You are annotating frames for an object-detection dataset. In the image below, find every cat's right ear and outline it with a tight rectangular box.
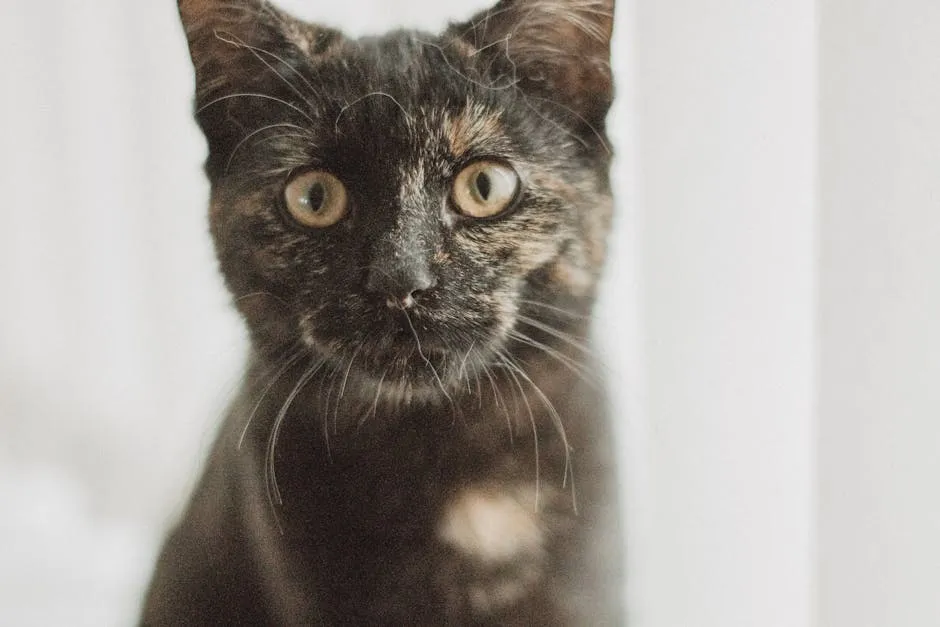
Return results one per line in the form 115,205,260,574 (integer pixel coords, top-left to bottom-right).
177,0,339,106
177,1,342,175
179,0,278,104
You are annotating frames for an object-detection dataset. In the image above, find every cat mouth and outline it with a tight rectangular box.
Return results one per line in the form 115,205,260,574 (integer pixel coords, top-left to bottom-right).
300,326,474,393
350,336,471,390
298,306,505,402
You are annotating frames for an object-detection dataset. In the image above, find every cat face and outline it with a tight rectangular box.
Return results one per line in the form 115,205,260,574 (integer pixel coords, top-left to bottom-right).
179,0,615,402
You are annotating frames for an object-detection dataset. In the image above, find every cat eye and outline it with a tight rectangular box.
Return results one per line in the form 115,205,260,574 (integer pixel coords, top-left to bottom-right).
451,161,520,219
283,170,348,228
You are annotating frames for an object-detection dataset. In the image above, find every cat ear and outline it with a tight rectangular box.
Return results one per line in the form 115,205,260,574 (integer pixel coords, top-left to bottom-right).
179,0,279,102
177,0,339,104
449,0,615,124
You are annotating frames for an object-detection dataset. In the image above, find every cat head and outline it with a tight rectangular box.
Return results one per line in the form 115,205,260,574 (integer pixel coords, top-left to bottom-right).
178,0,615,403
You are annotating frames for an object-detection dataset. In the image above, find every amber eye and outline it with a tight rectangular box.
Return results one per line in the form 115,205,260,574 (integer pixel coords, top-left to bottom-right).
452,161,520,219
283,171,348,228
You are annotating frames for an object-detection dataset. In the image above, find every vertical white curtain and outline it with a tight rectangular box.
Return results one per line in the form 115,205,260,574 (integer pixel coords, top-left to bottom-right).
0,2,245,623
1,1,939,626
817,1,940,625
630,1,817,625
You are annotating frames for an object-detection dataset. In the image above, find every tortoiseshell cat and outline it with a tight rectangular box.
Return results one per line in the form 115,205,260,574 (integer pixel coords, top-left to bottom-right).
142,0,620,624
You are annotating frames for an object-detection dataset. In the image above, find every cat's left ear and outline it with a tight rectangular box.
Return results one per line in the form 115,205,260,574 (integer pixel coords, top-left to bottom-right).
448,0,615,125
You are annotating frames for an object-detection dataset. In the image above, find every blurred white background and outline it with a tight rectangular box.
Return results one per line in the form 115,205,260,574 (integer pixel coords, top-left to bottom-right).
0,1,938,626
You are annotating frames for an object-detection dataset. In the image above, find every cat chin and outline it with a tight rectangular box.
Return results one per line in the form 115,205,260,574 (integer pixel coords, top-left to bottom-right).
297,331,495,409
359,373,456,409
341,351,479,408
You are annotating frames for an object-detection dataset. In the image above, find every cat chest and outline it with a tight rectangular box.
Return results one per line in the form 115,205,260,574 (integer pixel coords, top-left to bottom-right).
291,473,565,620
436,486,551,615
274,415,576,619
438,488,544,565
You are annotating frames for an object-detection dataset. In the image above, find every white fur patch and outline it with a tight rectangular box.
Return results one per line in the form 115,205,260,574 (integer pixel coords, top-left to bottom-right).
438,488,544,564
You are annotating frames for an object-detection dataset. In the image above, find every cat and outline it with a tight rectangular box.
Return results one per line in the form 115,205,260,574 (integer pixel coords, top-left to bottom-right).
141,0,621,624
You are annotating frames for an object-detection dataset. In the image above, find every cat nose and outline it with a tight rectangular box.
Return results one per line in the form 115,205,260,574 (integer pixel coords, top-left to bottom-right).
365,260,437,309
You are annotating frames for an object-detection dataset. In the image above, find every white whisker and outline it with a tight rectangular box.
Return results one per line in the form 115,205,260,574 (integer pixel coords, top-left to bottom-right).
501,352,577,514
402,309,453,406
498,352,541,511
266,357,326,532
213,30,320,104
335,91,410,134
516,313,594,356
238,348,305,450
507,328,599,388
197,92,317,126
225,122,310,173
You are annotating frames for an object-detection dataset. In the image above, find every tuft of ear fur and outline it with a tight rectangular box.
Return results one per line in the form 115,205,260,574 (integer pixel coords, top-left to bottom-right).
180,0,281,103
177,1,342,176
177,0,340,105
449,0,615,125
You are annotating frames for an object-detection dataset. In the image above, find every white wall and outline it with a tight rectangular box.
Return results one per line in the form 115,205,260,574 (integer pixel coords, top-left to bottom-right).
633,1,816,625
818,1,940,625
0,2,244,623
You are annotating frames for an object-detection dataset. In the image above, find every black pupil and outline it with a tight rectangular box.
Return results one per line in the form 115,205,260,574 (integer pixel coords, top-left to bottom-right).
307,182,326,211
475,172,492,201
